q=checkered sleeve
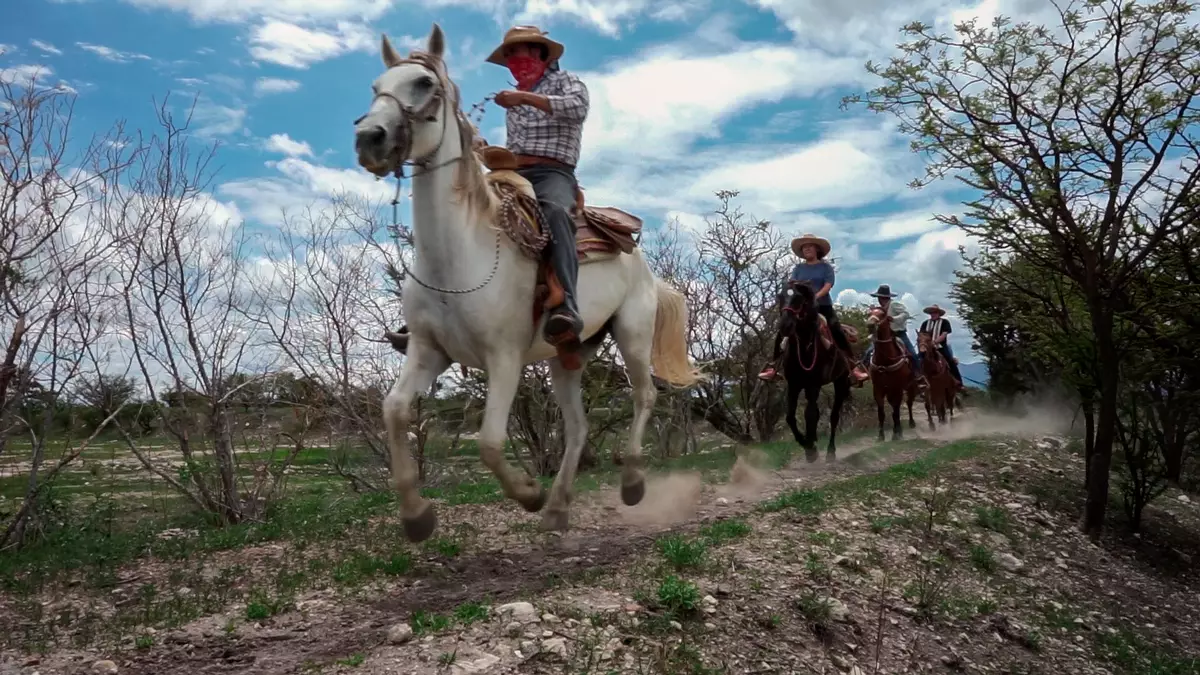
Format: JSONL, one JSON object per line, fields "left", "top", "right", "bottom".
{"left": 545, "top": 73, "right": 589, "bottom": 123}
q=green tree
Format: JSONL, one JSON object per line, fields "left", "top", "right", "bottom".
{"left": 846, "top": 0, "right": 1200, "bottom": 536}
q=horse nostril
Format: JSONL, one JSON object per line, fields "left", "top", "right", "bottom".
{"left": 355, "top": 125, "right": 386, "bottom": 149}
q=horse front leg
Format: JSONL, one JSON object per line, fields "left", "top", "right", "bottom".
{"left": 906, "top": 384, "right": 917, "bottom": 428}
{"left": 479, "top": 355, "right": 546, "bottom": 513}
{"left": 875, "top": 388, "right": 886, "bottom": 442}
{"left": 383, "top": 343, "right": 451, "bottom": 542}
{"left": 827, "top": 377, "right": 850, "bottom": 459}
{"left": 542, "top": 356, "right": 590, "bottom": 532}
{"left": 804, "top": 385, "right": 821, "bottom": 463}
{"left": 890, "top": 391, "right": 904, "bottom": 440}
{"left": 924, "top": 384, "right": 936, "bottom": 431}
{"left": 785, "top": 382, "right": 810, "bottom": 455}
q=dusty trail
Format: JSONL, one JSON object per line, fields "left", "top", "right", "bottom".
{"left": 111, "top": 409, "right": 1068, "bottom": 675}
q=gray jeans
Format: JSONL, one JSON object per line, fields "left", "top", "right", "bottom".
{"left": 517, "top": 165, "right": 581, "bottom": 334}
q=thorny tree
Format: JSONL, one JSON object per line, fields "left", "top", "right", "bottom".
{"left": 101, "top": 99, "right": 289, "bottom": 525}
{"left": 846, "top": 0, "right": 1200, "bottom": 536}
{"left": 0, "top": 78, "right": 141, "bottom": 547}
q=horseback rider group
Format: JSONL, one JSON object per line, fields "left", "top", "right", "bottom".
{"left": 760, "top": 240, "right": 966, "bottom": 392}
{"left": 383, "top": 24, "right": 968, "bottom": 396}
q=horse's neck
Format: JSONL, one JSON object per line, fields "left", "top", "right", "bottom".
{"left": 409, "top": 108, "right": 492, "bottom": 277}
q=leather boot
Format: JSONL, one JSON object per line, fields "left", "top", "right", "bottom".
{"left": 544, "top": 231, "right": 583, "bottom": 344}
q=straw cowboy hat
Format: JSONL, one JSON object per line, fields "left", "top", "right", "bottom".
{"left": 869, "top": 284, "right": 898, "bottom": 298}
{"left": 924, "top": 304, "right": 946, "bottom": 316}
{"left": 486, "top": 25, "right": 565, "bottom": 66}
{"left": 790, "top": 233, "right": 830, "bottom": 258}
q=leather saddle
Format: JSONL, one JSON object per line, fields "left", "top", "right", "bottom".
{"left": 477, "top": 146, "right": 643, "bottom": 261}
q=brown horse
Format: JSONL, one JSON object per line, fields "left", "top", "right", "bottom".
{"left": 917, "top": 331, "right": 956, "bottom": 429}
{"left": 866, "top": 308, "right": 917, "bottom": 440}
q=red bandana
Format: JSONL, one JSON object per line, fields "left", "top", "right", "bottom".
{"left": 507, "top": 55, "right": 547, "bottom": 91}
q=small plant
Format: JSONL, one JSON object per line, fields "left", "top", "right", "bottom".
{"left": 657, "top": 535, "right": 707, "bottom": 570}
{"left": 337, "top": 653, "right": 365, "bottom": 667}
{"left": 795, "top": 590, "right": 833, "bottom": 629}
{"left": 969, "top": 545, "right": 997, "bottom": 574}
{"left": 411, "top": 610, "right": 451, "bottom": 635}
{"left": 761, "top": 488, "right": 828, "bottom": 514}
{"left": 656, "top": 575, "right": 700, "bottom": 616}
{"left": 438, "top": 650, "right": 457, "bottom": 666}
{"left": 974, "top": 505, "right": 1011, "bottom": 534}
{"left": 134, "top": 634, "right": 155, "bottom": 649}
{"left": 699, "top": 518, "right": 751, "bottom": 544}
{"left": 453, "top": 602, "right": 488, "bottom": 625}
{"left": 427, "top": 538, "right": 461, "bottom": 558}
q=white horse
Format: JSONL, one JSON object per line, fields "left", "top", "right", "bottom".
{"left": 352, "top": 24, "right": 703, "bottom": 541}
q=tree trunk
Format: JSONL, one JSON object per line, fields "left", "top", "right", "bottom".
{"left": 1082, "top": 306, "right": 1118, "bottom": 539}
{"left": 1080, "top": 392, "right": 1095, "bottom": 492}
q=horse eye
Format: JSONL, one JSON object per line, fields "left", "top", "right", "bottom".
{"left": 414, "top": 76, "right": 434, "bottom": 90}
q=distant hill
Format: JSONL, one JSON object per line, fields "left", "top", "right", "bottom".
{"left": 958, "top": 361, "right": 990, "bottom": 388}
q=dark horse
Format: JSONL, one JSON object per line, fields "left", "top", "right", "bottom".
{"left": 867, "top": 307, "right": 917, "bottom": 440}
{"left": 917, "top": 331, "right": 956, "bottom": 429}
{"left": 777, "top": 281, "right": 852, "bottom": 462}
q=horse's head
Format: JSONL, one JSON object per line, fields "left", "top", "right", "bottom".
{"left": 917, "top": 330, "right": 933, "bottom": 352}
{"left": 354, "top": 24, "right": 455, "bottom": 177}
{"left": 778, "top": 281, "right": 817, "bottom": 333}
{"left": 868, "top": 306, "right": 892, "bottom": 338}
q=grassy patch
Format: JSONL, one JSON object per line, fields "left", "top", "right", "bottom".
{"left": 656, "top": 575, "right": 700, "bottom": 617}
{"left": 657, "top": 535, "right": 708, "bottom": 571}
{"left": 1096, "top": 629, "right": 1200, "bottom": 674}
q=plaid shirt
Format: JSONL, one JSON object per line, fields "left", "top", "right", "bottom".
{"left": 505, "top": 68, "right": 589, "bottom": 167}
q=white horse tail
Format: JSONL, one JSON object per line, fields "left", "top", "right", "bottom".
{"left": 651, "top": 278, "right": 704, "bottom": 387}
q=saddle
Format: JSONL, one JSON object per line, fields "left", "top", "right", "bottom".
{"left": 813, "top": 315, "right": 859, "bottom": 350}
{"left": 477, "top": 145, "right": 645, "bottom": 368}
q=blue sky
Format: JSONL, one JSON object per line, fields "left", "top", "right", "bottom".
{"left": 2, "top": 0, "right": 1023, "bottom": 364}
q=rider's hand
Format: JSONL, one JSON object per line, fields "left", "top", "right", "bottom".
{"left": 494, "top": 90, "right": 527, "bottom": 108}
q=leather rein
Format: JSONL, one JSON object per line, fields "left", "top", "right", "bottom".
{"left": 361, "top": 51, "right": 503, "bottom": 296}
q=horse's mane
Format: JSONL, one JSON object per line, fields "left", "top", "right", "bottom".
{"left": 403, "top": 49, "right": 496, "bottom": 224}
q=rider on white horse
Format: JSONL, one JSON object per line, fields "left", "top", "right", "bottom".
{"left": 383, "top": 26, "right": 588, "bottom": 352}
{"left": 487, "top": 25, "right": 589, "bottom": 345}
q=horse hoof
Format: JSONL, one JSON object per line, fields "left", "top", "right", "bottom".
{"left": 805, "top": 450, "right": 819, "bottom": 463}
{"left": 541, "top": 508, "right": 569, "bottom": 532}
{"left": 520, "top": 483, "right": 548, "bottom": 513}
{"left": 402, "top": 503, "right": 438, "bottom": 543}
{"left": 825, "top": 450, "right": 836, "bottom": 462}
{"left": 621, "top": 479, "right": 645, "bottom": 506}
{"left": 909, "top": 421, "right": 917, "bottom": 429}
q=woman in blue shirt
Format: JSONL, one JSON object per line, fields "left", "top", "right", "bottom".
{"left": 759, "top": 234, "right": 869, "bottom": 384}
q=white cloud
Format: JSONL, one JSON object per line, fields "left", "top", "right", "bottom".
{"left": 120, "top": 0, "right": 395, "bottom": 23}
{"left": 579, "top": 42, "right": 868, "bottom": 163}
{"left": 219, "top": 157, "right": 394, "bottom": 225}
{"left": 76, "top": 42, "right": 152, "bottom": 63}
{"left": 191, "top": 99, "right": 248, "bottom": 137}
{"left": 264, "top": 133, "right": 314, "bottom": 157}
{"left": 0, "top": 64, "right": 74, "bottom": 92}
{"left": 248, "top": 19, "right": 374, "bottom": 68}
{"left": 30, "top": 39, "right": 63, "bottom": 56}
{"left": 254, "top": 77, "right": 301, "bottom": 95}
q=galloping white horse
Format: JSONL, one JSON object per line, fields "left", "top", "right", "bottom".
{"left": 353, "top": 24, "right": 702, "bottom": 541}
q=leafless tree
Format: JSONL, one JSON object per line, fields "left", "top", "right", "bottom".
{"left": 98, "top": 97, "right": 289, "bottom": 524}
{"left": 0, "top": 78, "right": 140, "bottom": 547}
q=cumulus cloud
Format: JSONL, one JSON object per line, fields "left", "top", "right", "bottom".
{"left": 264, "top": 133, "right": 314, "bottom": 157}
{"left": 248, "top": 19, "right": 374, "bottom": 68}
{"left": 219, "top": 157, "right": 393, "bottom": 225}
{"left": 254, "top": 77, "right": 301, "bottom": 95}
{"left": 191, "top": 99, "right": 248, "bottom": 137}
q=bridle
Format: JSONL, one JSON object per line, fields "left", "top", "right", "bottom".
{"left": 359, "top": 52, "right": 504, "bottom": 296}
{"left": 868, "top": 314, "right": 908, "bottom": 373}
{"left": 781, "top": 286, "right": 819, "bottom": 372}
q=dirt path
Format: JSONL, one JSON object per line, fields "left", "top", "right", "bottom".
{"left": 109, "top": 429, "right": 959, "bottom": 675}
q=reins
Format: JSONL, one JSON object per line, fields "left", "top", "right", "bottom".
{"left": 369, "top": 52, "right": 503, "bottom": 296}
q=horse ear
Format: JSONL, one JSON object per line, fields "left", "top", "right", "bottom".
{"left": 428, "top": 23, "right": 446, "bottom": 60}
{"left": 381, "top": 34, "right": 402, "bottom": 68}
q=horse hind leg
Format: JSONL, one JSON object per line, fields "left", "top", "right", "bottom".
{"left": 541, "top": 342, "right": 601, "bottom": 532}
{"left": 612, "top": 292, "right": 659, "bottom": 507}
{"left": 906, "top": 385, "right": 917, "bottom": 429}
{"left": 479, "top": 354, "right": 547, "bottom": 513}
{"left": 383, "top": 343, "right": 451, "bottom": 542}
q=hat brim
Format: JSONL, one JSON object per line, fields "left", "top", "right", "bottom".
{"left": 790, "top": 236, "right": 830, "bottom": 258}
{"left": 870, "top": 291, "right": 897, "bottom": 298}
{"left": 486, "top": 35, "right": 565, "bottom": 66}
{"left": 923, "top": 306, "right": 945, "bottom": 315}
